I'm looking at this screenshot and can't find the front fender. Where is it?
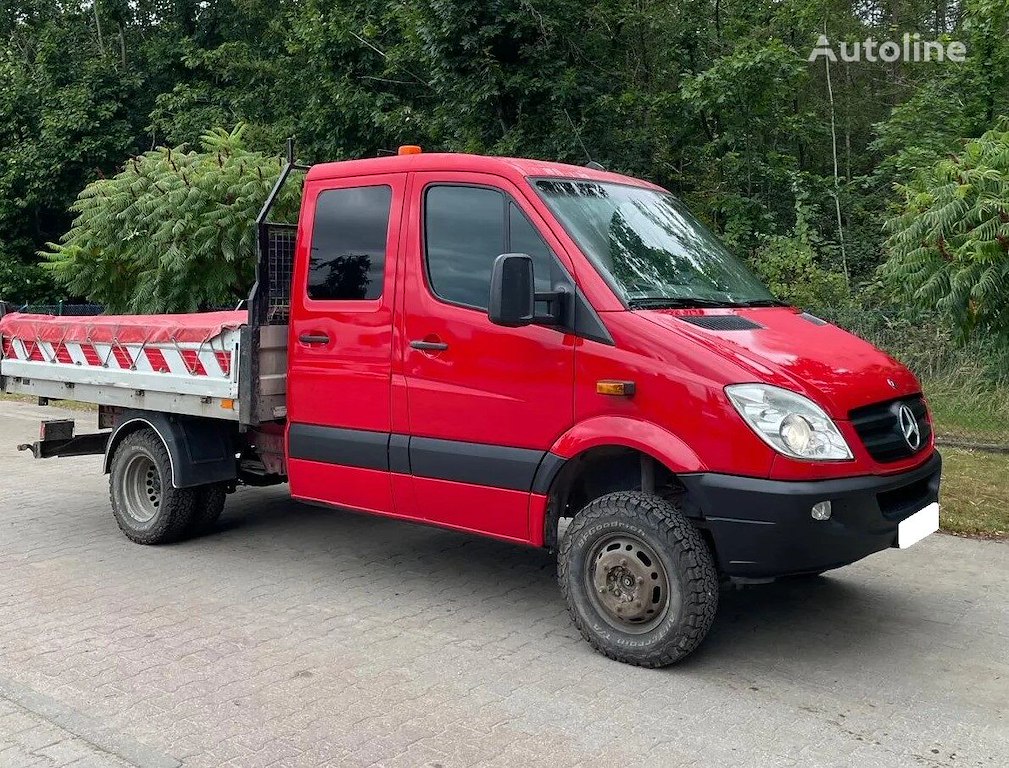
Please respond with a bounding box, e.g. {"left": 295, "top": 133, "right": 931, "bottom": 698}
{"left": 530, "top": 416, "right": 706, "bottom": 549}
{"left": 548, "top": 415, "right": 706, "bottom": 474}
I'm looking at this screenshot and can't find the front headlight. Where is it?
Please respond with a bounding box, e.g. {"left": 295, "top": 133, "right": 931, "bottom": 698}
{"left": 725, "top": 384, "right": 853, "bottom": 461}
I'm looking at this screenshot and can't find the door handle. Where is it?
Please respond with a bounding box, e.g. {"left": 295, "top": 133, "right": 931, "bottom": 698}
{"left": 409, "top": 340, "right": 449, "bottom": 352}
{"left": 299, "top": 333, "right": 330, "bottom": 345}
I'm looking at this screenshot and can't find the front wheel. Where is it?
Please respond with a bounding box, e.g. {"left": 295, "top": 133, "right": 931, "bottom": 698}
{"left": 559, "top": 491, "right": 719, "bottom": 667}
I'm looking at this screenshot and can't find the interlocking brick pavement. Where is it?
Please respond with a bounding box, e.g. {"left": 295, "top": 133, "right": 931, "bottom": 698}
{"left": 0, "top": 399, "right": 1006, "bottom": 767}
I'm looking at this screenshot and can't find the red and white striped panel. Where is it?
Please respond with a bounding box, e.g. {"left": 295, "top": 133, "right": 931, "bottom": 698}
{"left": 0, "top": 336, "right": 235, "bottom": 379}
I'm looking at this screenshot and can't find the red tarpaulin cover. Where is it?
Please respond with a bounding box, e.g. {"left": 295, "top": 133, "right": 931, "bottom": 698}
{"left": 0, "top": 310, "right": 247, "bottom": 345}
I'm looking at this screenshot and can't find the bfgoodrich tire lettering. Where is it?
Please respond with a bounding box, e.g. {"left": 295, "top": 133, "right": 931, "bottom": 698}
{"left": 109, "top": 428, "right": 198, "bottom": 545}
{"left": 559, "top": 491, "right": 719, "bottom": 667}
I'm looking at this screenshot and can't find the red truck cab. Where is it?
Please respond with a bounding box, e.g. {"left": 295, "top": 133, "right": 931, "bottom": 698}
{"left": 0, "top": 149, "right": 941, "bottom": 667}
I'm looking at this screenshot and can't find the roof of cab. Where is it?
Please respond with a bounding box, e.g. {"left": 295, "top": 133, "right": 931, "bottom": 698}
{"left": 304, "top": 152, "right": 663, "bottom": 191}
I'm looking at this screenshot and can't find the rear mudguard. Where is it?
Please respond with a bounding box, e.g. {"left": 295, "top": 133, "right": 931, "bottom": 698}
{"left": 103, "top": 409, "right": 238, "bottom": 488}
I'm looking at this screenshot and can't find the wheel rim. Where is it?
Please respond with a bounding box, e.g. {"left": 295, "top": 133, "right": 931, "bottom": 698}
{"left": 119, "top": 453, "right": 162, "bottom": 524}
{"left": 586, "top": 533, "right": 677, "bottom": 634}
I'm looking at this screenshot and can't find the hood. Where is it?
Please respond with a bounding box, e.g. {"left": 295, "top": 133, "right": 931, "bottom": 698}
{"left": 637, "top": 307, "right": 920, "bottom": 418}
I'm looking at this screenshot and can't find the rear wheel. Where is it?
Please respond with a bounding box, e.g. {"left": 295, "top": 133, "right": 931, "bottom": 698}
{"left": 109, "top": 429, "right": 197, "bottom": 544}
{"left": 559, "top": 491, "right": 719, "bottom": 667}
{"left": 188, "top": 483, "right": 227, "bottom": 535}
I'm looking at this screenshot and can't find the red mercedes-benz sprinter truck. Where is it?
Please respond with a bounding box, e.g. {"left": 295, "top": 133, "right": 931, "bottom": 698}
{"left": 0, "top": 147, "right": 941, "bottom": 666}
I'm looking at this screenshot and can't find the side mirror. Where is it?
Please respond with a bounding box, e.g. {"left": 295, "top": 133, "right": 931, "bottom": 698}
{"left": 488, "top": 253, "right": 535, "bottom": 327}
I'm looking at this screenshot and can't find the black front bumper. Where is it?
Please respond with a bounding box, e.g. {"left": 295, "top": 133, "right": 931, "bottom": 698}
{"left": 680, "top": 452, "right": 942, "bottom": 578}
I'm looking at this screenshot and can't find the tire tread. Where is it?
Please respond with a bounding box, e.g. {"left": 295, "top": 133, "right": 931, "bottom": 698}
{"left": 188, "top": 483, "right": 227, "bottom": 536}
{"left": 109, "top": 429, "right": 198, "bottom": 545}
{"left": 558, "top": 491, "right": 719, "bottom": 667}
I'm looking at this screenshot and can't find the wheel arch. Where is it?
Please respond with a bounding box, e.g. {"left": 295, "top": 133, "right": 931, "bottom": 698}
{"left": 538, "top": 417, "right": 707, "bottom": 549}
{"left": 104, "top": 409, "right": 238, "bottom": 489}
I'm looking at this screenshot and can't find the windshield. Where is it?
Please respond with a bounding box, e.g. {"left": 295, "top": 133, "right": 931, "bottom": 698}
{"left": 534, "top": 179, "right": 778, "bottom": 308}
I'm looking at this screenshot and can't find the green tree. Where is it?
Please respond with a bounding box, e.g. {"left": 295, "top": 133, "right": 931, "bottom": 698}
{"left": 751, "top": 186, "right": 851, "bottom": 307}
{"left": 3, "top": 0, "right": 1009, "bottom": 327}
{"left": 42, "top": 126, "right": 301, "bottom": 313}
{"left": 882, "top": 120, "right": 1009, "bottom": 339}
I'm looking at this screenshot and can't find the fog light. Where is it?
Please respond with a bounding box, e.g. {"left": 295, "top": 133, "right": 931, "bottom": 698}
{"left": 811, "top": 501, "right": 832, "bottom": 521}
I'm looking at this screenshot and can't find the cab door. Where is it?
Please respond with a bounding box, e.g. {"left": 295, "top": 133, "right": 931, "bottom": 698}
{"left": 287, "top": 173, "right": 406, "bottom": 514}
{"left": 398, "top": 173, "right": 577, "bottom": 541}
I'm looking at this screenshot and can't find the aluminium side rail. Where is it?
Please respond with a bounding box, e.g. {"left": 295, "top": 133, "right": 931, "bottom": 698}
{"left": 0, "top": 312, "right": 244, "bottom": 421}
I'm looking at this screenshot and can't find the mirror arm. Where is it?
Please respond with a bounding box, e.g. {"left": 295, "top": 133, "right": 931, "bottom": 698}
{"left": 533, "top": 287, "right": 569, "bottom": 325}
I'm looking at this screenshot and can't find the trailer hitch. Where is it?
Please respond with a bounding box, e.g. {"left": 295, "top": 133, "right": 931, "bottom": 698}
{"left": 17, "top": 418, "right": 109, "bottom": 459}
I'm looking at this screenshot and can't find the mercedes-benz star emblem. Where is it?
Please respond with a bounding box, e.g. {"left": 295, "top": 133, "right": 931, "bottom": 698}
{"left": 898, "top": 404, "right": 921, "bottom": 450}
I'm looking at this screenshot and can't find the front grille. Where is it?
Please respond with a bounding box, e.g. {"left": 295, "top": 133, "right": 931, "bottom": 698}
{"left": 849, "top": 395, "right": 931, "bottom": 463}
{"left": 877, "top": 475, "right": 933, "bottom": 520}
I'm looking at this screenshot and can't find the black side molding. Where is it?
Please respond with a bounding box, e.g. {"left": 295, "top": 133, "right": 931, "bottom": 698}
{"left": 289, "top": 424, "right": 389, "bottom": 471}
{"left": 389, "top": 433, "right": 411, "bottom": 474}
{"left": 288, "top": 422, "right": 555, "bottom": 492}
{"left": 410, "top": 436, "right": 544, "bottom": 492}
{"left": 531, "top": 452, "right": 566, "bottom": 494}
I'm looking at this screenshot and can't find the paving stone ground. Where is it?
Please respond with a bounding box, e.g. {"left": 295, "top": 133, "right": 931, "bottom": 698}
{"left": 0, "top": 399, "right": 1006, "bottom": 768}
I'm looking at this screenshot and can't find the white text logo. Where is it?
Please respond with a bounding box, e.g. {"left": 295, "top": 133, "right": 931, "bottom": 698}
{"left": 808, "top": 34, "right": 966, "bottom": 63}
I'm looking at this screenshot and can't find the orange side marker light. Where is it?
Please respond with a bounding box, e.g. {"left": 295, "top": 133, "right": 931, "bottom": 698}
{"left": 597, "top": 380, "right": 636, "bottom": 397}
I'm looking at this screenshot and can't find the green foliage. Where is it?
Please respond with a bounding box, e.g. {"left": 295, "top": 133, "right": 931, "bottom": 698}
{"left": 750, "top": 188, "right": 850, "bottom": 307}
{"left": 42, "top": 126, "right": 300, "bottom": 313}
{"left": 1, "top": 0, "right": 1008, "bottom": 343}
{"left": 872, "top": 1, "right": 1009, "bottom": 190}
{"left": 752, "top": 235, "right": 850, "bottom": 308}
{"left": 680, "top": 41, "right": 810, "bottom": 252}
{"left": 882, "top": 121, "right": 1009, "bottom": 340}
{"left": 0, "top": 239, "right": 57, "bottom": 304}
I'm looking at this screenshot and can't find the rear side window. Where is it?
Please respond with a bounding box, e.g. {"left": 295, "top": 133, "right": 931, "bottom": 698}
{"left": 308, "top": 185, "right": 392, "bottom": 301}
{"left": 425, "top": 185, "right": 557, "bottom": 309}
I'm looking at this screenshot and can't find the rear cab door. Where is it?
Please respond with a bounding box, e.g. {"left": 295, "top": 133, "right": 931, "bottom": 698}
{"left": 286, "top": 172, "right": 406, "bottom": 514}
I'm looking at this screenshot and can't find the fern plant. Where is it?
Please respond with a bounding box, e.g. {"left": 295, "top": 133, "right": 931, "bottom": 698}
{"left": 42, "top": 125, "right": 302, "bottom": 314}
{"left": 882, "top": 120, "right": 1009, "bottom": 340}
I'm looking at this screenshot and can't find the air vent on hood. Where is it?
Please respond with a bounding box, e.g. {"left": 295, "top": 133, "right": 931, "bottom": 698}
{"left": 678, "top": 315, "right": 764, "bottom": 331}
{"left": 799, "top": 312, "right": 829, "bottom": 326}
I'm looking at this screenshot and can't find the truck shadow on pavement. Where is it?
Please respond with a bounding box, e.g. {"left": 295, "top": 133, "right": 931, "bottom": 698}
{"left": 209, "top": 489, "right": 932, "bottom": 670}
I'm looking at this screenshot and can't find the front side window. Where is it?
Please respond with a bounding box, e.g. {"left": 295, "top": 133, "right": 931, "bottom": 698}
{"left": 308, "top": 185, "right": 392, "bottom": 301}
{"left": 425, "top": 185, "right": 557, "bottom": 310}
{"left": 534, "top": 180, "right": 776, "bottom": 308}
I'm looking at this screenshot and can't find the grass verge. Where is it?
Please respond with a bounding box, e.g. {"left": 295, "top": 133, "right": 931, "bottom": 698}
{"left": 939, "top": 448, "right": 1009, "bottom": 538}
{"left": 924, "top": 378, "right": 1009, "bottom": 443}
{"left": 0, "top": 392, "right": 97, "bottom": 411}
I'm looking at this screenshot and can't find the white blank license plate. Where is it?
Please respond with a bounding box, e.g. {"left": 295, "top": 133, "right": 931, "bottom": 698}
{"left": 897, "top": 502, "right": 940, "bottom": 548}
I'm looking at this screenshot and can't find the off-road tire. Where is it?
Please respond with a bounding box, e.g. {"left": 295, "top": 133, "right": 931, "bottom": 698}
{"left": 109, "top": 428, "right": 197, "bottom": 544}
{"left": 188, "top": 483, "right": 227, "bottom": 535}
{"left": 559, "top": 491, "right": 719, "bottom": 667}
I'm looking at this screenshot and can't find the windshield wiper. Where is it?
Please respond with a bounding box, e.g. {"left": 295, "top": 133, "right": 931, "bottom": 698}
{"left": 731, "top": 298, "right": 788, "bottom": 308}
{"left": 627, "top": 297, "right": 734, "bottom": 309}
